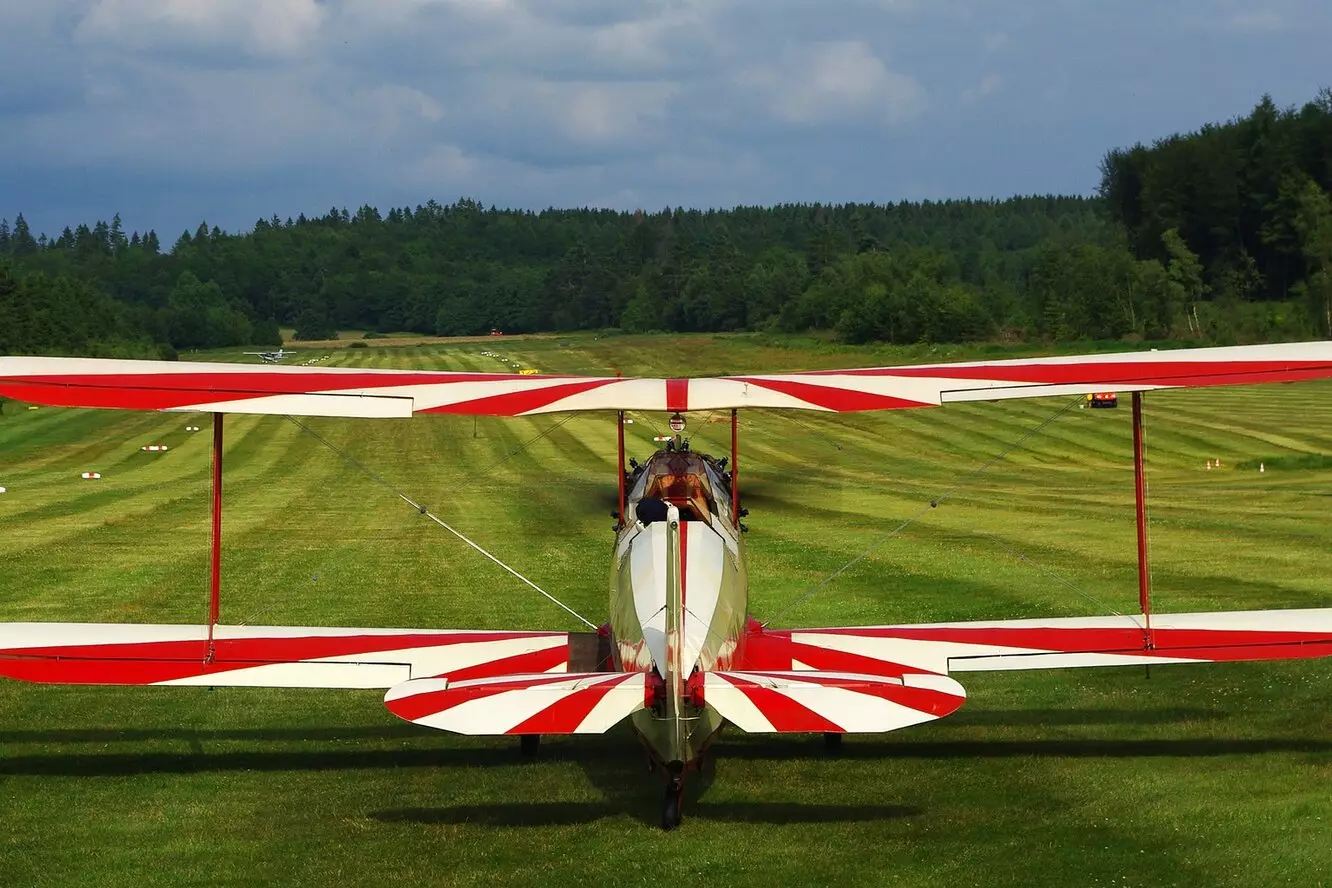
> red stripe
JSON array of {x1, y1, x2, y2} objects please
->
[
  {"x1": 730, "y1": 378, "x2": 931, "y2": 412},
  {"x1": 4, "y1": 370, "x2": 558, "y2": 391},
  {"x1": 0, "y1": 631, "x2": 559, "y2": 685},
  {"x1": 806, "y1": 625, "x2": 1332, "y2": 653},
  {"x1": 741, "y1": 671, "x2": 964, "y2": 718},
  {"x1": 0, "y1": 372, "x2": 598, "y2": 414},
  {"x1": 421, "y1": 379, "x2": 618, "y2": 416},
  {"x1": 429, "y1": 644, "x2": 569, "y2": 681},
  {"x1": 738, "y1": 631, "x2": 918, "y2": 676},
  {"x1": 799, "y1": 360, "x2": 1332, "y2": 386},
  {"x1": 785, "y1": 640, "x2": 919, "y2": 677},
  {"x1": 386, "y1": 674, "x2": 576, "y2": 723},
  {"x1": 666, "y1": 378, "x2": 689, "y2": 412},
  {"x1": 719, "y1": 674, "x2": 843, "y2": 732},
  {"x1": 505, "y1": 674, "x2": 635, "y2": 734}
]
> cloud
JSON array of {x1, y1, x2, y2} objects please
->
[
  {"x1": 1, "y1": 0, "x2": 1328, "y2": 237},
  {"x1": 75, "y1": 0, "x2": 325, "y2": 57},
  {"x1": 962, "y1": 73, "x2": 1002, "y2": 104},
  {"x1": 738, "y1": 41, "x2": 923, "y2": 126}
]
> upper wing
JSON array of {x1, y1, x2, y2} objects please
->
[
  {"x1": 0, "y1": 622, "x2": 583, "y2": 688},
  {"x1": 4, "y1": 341, "x2": 1332, "y2": 417},
  {"x1": 750, "y1": 609, "x2": 1332, "y2": 676}
]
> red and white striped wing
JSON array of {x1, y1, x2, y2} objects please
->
[
  {"x1": 757, "y1": 608, "x2": 1332, "y2": 676},
  {"x1": 0, "y1": 356, "x2": 639, "y2": 418},
  {"x1": 702, "y1": 670, "x2": 965, "y2": 733},
  {"x1": 383, "y1": 671, "x2": 648, "y2": 735},
  {"x1": 0, "y1": 623, "x2": 569, "y2": 688},
  {"x1": 4, "y1": 341, "x2": 1332, "y2": 417},
  {"x1": 704, "y1": 340, "x2": 1332, "y2": 412}
]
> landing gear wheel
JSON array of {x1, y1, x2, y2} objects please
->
[
  {"x1": 520, "y1": 734, "x2": 540, "y2": 759},
  {"x1": 824, "y1": 732, "x2": 843, "y2": 754},
  {"x1": 661, "y1": 778, "x2": 684, "y2": 830}
]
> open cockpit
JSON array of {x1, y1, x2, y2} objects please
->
[{"x1": 625, "y1": 448, "x2": 732, "y2": 527}]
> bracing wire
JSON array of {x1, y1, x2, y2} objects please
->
[
  {"x1": 761, "y1": 395, "x2": 1088, "y2": 628},
  {"x1": 969, "y1": 531, "x2": 1139, "y2": 625},
  {"x1": 275, "y1": 415, "x2": 597, "y2": 630}
]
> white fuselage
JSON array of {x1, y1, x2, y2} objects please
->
[{"x1": 608, "y1": 449, "x2": 748, "y2": 766}]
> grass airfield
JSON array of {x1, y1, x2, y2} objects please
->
[{"x1": 1, "y1": 333, "x2": 1331, "y2": 888}]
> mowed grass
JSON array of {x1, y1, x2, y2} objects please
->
[{"x1": 2, "y1": 333, "x2": 1331, "y2": 888}]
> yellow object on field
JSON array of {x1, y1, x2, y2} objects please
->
[{"x1": 519, "y1": 368, "x2": 539, "y2": 375}]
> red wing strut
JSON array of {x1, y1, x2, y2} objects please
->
[{"x1": 4, "y1": 341, "x2": 1332, "y2": 417}]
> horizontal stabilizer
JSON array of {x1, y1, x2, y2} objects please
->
[
  {"x1": 702, "y1": 670, "x2": 965, "y2": 734},
  {"x1": 384, "y1": 671, "x2": 648, "y2": 735}
]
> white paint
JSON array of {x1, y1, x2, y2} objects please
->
[
  {"x1": 387, "y1": 672, "x2": 646, "y2": 735},
  {"x1": 682, "y1": 521, "x2": 726, "y2": 672},
  {"x1": 629, "y1": 522, "x2": 669, "y2": 677}
]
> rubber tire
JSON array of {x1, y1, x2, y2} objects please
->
[{"x1": 661, "y1": 784, "x2": 683, "y2": 831}]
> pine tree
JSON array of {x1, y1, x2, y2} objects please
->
[{"x1": 11, "y1": 214, "x2": 37, "y2": 254}]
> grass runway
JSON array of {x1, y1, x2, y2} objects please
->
[{"x1": 1, "y1": 334, "x2": 1331, "y2": 887}]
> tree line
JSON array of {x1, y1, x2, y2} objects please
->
[{"x1": 2, "y1": 89, "x2": 1330, "y2": 359}]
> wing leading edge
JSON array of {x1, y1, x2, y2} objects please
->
[{"x1": 4, "y1": 341, "x2": 1332, "y2": 417}]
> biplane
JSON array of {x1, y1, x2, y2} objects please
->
[{"x1": 3, "y1": 342, "x2": 1332, "y2": 830}]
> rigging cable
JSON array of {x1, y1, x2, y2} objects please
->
[
  {"x1": 263, "y1": 415, "x2": 597, "y2": 630},
  {"x1": 762, "y1": 394, "x2": 1088, "y2": 627}
]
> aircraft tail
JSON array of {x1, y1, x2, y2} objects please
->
[
  {"x1": 384, "y1": 671, "x2": 648, "y2": 735},
  {"x1": 700, "y1": 670, "x2": 966, "y2": 733}
]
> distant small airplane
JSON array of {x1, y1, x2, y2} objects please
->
[{"x1": 243, "y1": 348, "x2": 294, "y2": 363}]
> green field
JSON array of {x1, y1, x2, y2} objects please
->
[{"x1": 2, "y1": 334, "x2": 1331, "y2": 888}]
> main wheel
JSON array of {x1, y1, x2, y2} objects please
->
[
  {"x1": 520, "y1": 734, "x2": 540, "y2": 759},
  {"x1": 823, "y1": 732, "x2": 843, "y2": 754}
]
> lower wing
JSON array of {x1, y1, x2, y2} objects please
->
[
  {"x1": 0, "y1": 623, "x2": 601, "y2": 688},
  {"x1": 754, "y1": 608, "x2": 1332, "y2": 676}
]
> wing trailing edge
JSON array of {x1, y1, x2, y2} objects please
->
[
  {"x1": 0, "y1": 623, "x2": 571, "y2": 688},
  {"x1": 761, "y1": 608, "x2": 1332, "y2": 675},
  {"x1": 383, "y1": 671, "x2": 648, "y2": 735},
  {"x1": 701, "y1": 670, "x2": 966, "y2": 733}
]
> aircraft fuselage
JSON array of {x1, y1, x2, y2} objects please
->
[{"x1": 608, "y1": 446, "x2": 748, "y2": 770}]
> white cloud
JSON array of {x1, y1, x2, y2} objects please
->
[
  {"x1": 739, "y1": 41, "x2": 922, "y2": 126},
  {"x1": 75, "y1": 0, "x2": 325, "y2": 57},
  {"x1": 962, "y1": 73, "x2": 1002, "y2": 104}
]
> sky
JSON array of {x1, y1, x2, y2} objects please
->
[{"x1": 2, "y1": 0, "x2": 1330, "y2": 239}]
